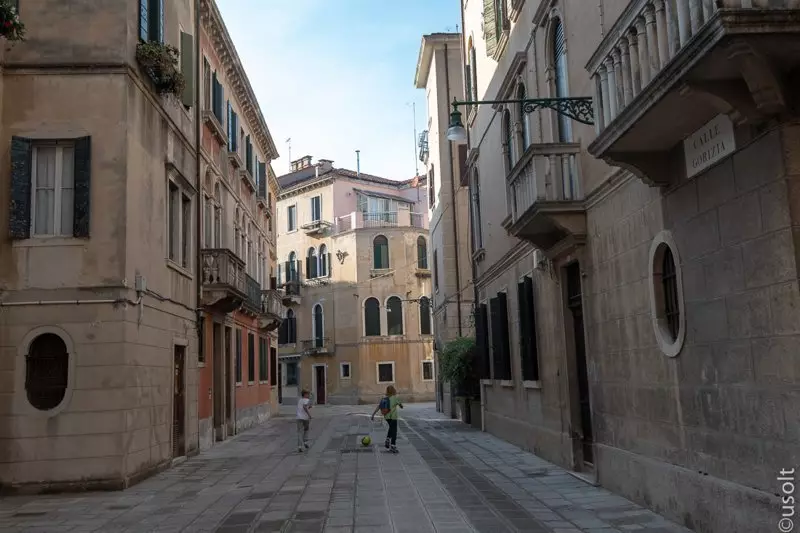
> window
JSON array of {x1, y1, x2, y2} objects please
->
[
  {"x1": 259, "y1": 338, "x2": 268, "y2": 382},
  {"x1": 475, "y1": 303, "x2": 491, "y2": 379},
  {"x1": 364, "y1": 297, "x2": 381, "y2": 336},
  {"x1": 470, "y1": 169, "x2": 484, "y2": 251},
  {"x1": 517, "y1": 83, "x2": 531, "y2": 150},
  {"x1": 181, "y1": 193, "x2": 191, "y2": 268},
  {"x1": 428, "y1": 165, "x2": 436, "y2": 208},
  {"x1": 319, "y1": 244, "x2": 329, "y2": 277},
  {"x1": 494, "y1": 0, "x2": 507, "y2": 39},
  {"x1": 553, "y1": 18, "x2": 572, "y2": 142},
  {"x1": 286, "y1": 362, "x2": 298, "y2": 386},
  {"x1": 279, "y1": 309, "x2": 297, "y2": 344},
  {"x1": 377, "y1": 362, "x2": 395, "y2": 384},
  {"x1": 490, "y1": 293, "x2": 512, "y2": 380},
  {"x1": 168, "y1": 182, "x2": 179, "y2": 261},
  {"x1": 9, "y1": 137, "x2": 92, "y2": 240},
  {"x1": 247, "y1": 333, "x2": 255, "y2": 383},
  {"x1": 211, "y1": 72, "x2": 224, "y2": 124},
  {"x1": 340, "y1": 362, "x2": 351, "y2": 379},
  {"x1": 386, "y1": 296, "x2": 403, "y2": 336},
  {"x1": 269, "y1": 346, "x2": 277, "y2": 386},
  {"x1": 25, "y1": 333, "x2": 69, "y2": 411},
  {"x1": 214, "y1": 184, "x2": 222, "y2": 246},
  {"x1": 167, "y1": 180, "x2": 192, "y2": 268},
  {"x1": 310, "y1": 195, "x2": 321, "y2": 222},
  {"x1": 419, "y1": 296, "x2": 432, "y2": 335},
  {"x1": 433, "y1": 249, "x2": 439, "y2": 292},
  {"x1": 138, "y1": 0, "x2": 164, "y2": 43},
  {"x1": 649, "y1": 232, "x2": 686, "y2": 357},
  {"x1": 484, "y1": 0, "x2": 508, "y2": 57},
  {"x1": 373, "y1": 235, "x2": 389, "y2": 269},
  {"x1": 287, "y1": 204, "x2": 297, "y2": 231},
  {"x1": 662, "y1": 250, "x2": 679, "y2": 340},
  {"x1": 235, "y1": 329, "x2": 242, "y2": 383},
  {"x1": 203, "y1": 57, "x2": 212, "y2": 110},
  {"x1": 204, "y1": 196, "x2": 212, "y2": 246},
  {"x1": 422, "y1": 360, "x2": 434, "y2": 381},
  {"x1": 306, "y1": 247, "x2": 318, "y2": 279},
  {"x1": 517, "y1": 276, "x2": 540, "y2": 381},
  {"x1": 312, "y1": 303, "x2": 324, "y2": 347},
  {"x1": 470, "y1": 40, "x2": 478, "y2": 101},
  {"x1": 227, "y1": 101, "x2": 239, "y2": 152},
  {"x1": 503, "y1": 109, "x2": 515, "y2": 172},
  {"x1": 417, "y1": 236, "x2": 428, "y2": 269}
]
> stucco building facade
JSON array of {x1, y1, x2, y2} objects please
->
[
  {"x1": 438, "y1": 0, "x2": 800, "y2": 531},
  {"x1": 414, "y1": 33, "x2": 475, "y2": 418},
  {"x1": 275, "y1": 157, "x2": 435, "y2": 406}
]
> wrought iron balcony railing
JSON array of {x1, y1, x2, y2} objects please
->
[{"x1": 243, "y1": 274, "x2": 262, "y2": 313}]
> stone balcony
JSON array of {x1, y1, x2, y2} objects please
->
[
  {"x1": 241, "y1": 273, "x2": 263, "y2": 317},
  {"x1": 200, "y1": 248, "x2": 246, "y2": 313},
  {"x1": 301, "y1": 218, "x2": 333, "y2": 236},
  {"x1": 202, "y1": 110, "x2": 227, "y2": 144},
  {"x1": 505, "y1": 143, "x2": 586, "y2": 256},
  {"x1": 587, "y1": 0, "x2": 800, "y2": 185},
  {"x1": 300, "y1": 337, "x2": 332, "y2": 356},
  {"x1": 259, "y1": 289, "x2": 284, "y2": 331},
  {"x1": 333, "y1": 210, "x2": 426, "y2": 233}
]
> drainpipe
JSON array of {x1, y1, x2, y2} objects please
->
[{"x1": 194, "y1": 0, "x2": 203, "y2": 453}]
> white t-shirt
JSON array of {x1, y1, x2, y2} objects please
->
[{"x1": 296, "y1": 397, "x2": 310, "y2": 420}]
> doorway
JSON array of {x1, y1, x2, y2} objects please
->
[
  {"x1": 282, "y1": 361, "x2": 299, "y2": 403},
  {"x1": 224, "y1": 326, "x2": 234, "y2": 436},
  {"x1": 172, "y1": 345, "x2": 186, "y2": 458},
  {"x1": 277, "y1": 361, "x2": 283, "y2": 403},
  {"x1": 566, "y1": 262, "x2": 593, "y2": 467},
  {"x1": 313, "y1": 364, "x2": 327, "y2": 405},
  {"x1": 213, "y1": 322, "x2": 224, "y2": 441}
]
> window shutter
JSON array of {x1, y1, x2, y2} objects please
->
[
  {"x1": 180, "y1": 31, "x2": 194, "y2": 108},
  {"x1": 226, "y1": 101, "x2": 232, "y2": 148},
  {"x1": 327, "y1": 253, "x2": 332, "y2": 278},
  {"x1": 258, "y1": 161, "x2": 267, "y2": 198},
  {"x1": 278, "y1": 319, "x2": 287, "y2": 344},
  {"x1": 497, "y1": 292, "x2": 511, "y2": 380},
  {"x1": 483, "y1": 0, "x2": 498, "y2": 57},
  {"x1": 139, "y1": 0, "x2": 149, "y2": 41},
  {"x1": 517, "y1": 279, "x2": 530, "y2": 379},
  {"x1": 245, "y1": 136, "x2": 252, "y2": 173},
  {"x1": 158, "y1": 0, "x2": 165, "y2": 43},
  {"x1": 489, "y1": 297, "x2": 501, "y2": 379},
  {"x1": 458, "y1": 144, "x2": 469, "y2": 186},
  {"x1": 296, "y1": 259, "x2": 303, "y2": 281},
  {"x1": 524, "y1": 275, "x2": 540, "y2": 380},
  {"x1": 464, "y1": 64, "x2": 472, "y2": 104},
  {"x1": 305, "y1": 256, "x2": 311, "y2": 279},
  {"x1": 9, "y1": 136, "x2": 32, "y2": 240},
  {"x1": 219, "y1": 82, "x2": 225, "y2": 125},
  {"x1": 73, "y1": 136, "x2": 92, "y2": 238},
  {"x1": 277, "y1": 262, "x2": 283, "y2": 285}
]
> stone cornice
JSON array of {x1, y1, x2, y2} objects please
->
[{"x1": 200, "y1": 0, "x2": 278, "y2": 162}]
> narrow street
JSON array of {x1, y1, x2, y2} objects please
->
[{"x1": 0, "y1": 404, "x2": 692, "y2": 533}]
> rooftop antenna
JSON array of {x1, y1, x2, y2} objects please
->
[
  {"x1": 356, "y1": 150, "x2": 361, "y2": 177},
  {"x1": 407, "y1": 102, "x2": 419, "y2": 176},
  {"x1": 286, "y1": 137, "x2": 292, "y2": 168}
]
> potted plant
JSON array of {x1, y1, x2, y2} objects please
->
[
  {"x1": 135, "y1": 41, "x2": 185, "y2": 97},
  {"x1": 0, "y1": 1, "x2": 25, "y2": 42},
  {"x1": 439, "y1": 337, "x2": 480, "y2": 423}
]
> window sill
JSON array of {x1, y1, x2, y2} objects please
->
[
  {"x1": 167, "y1": 259, "x2": 193, "y2": 280},
  {"x1": 422, "y1": 379, "x2": 434, "y2": 382},
  {"x1": 523, "y1": 380, "x2": 542, "y2": 390},
  {"x1": 472, "y1": 248, "x2": 486, "y2": 263},
  {"x1": 498, "y1": 379, "x2": 514, "y2": 388},
  {"x1": 480, "y1": 379, "x2": 492, "y2": 386},
  {"x1": 377, "y1": 381, "x2": 395, "y2": 385},
  {"x1": 235, "y1": 382, "x2": 243, "y2": 387},
  {"x1": 341, "y1": 377, "x2": 351, "y2": 380},
  {"x1": 259, "y1": 380, "x2": 268, "y2": 385},
  {"x1": 13, "y1": 236, "x2": 85, "y2": 248},
  {"x1": 198, "y1": 362, "x2": 206, "y2": 368}
]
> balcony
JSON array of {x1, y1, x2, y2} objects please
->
[
  {"x1": 334, "y1": 211, "x2": 426, "y2": 233},
  {"x1": 587, "y1": 0, "x2": 800, "y2": 186},
  {"x1": 301, "y1": 337, "x2": 332, "y2": 356},
  {"x1": 415, "y1": 268, "x2": 432, "y2": 278},
  {"x1": 240, "y1": 168, "x2": 256, "y2": 191},
  {"x1": 300, "y1": 217, "x2": 333, "y2": 236},
  {"x1": 228, "y1": 148, "x2": 243, "y2": 169},
  {"x1": 200, "y1": 249, "x2": 246, "y2": 313},
  {"x1": 202, "y1": 110, "x2": 227, "y2": 144},
  {"x1": 259, "y1": 289, "x2": 284, "y2": 331},
  {"x1": 506, "y1": 143, "x2": 587, "y2": 256},
  {"x1": 241, "y1": 274, "x2": 263, "y2": 316}
]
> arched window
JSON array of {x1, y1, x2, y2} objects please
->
[
  {"x1": 417, "y1": 236, "x2": 428, "y2": 269},
  {"x1": 419, "y1": 296, "x2": 432, "y2": 335},
  {"x1": 553, "y1": 18, "x2": 572, "y2": 142},
  {"x1": 306, "y1": 247, "x2": 317, "y2": 279},
  {"x1": 312, "y1": 304, "x2": 324, "y2": 347},
  {"x1": 25, "y1": 333, "x2": 69, "y2": 411},
  {"x1": 387, "y1": 296, "x2": 403, "y2": 336},
  {"x1": 364, "y1": 297, "x2": 381, "y2": 336},
  {"x1": 373, "y1": 235, "x2": 389, "y2": 269},
  {"x1": 282, "y1": 308, "x2": 296, "y2": 344},
  {"x1": 287, "y1": 251, "x2": 297, "y2": 282},
  {"x1": 517, "y1": 83, "x2": 531, "y2": 150},
  {"x1": 319, "y1": 244, "x2": 328, "y2": 277},
  {"x1": 503, "y1": 109, "x2": 515, "y2": 172}
]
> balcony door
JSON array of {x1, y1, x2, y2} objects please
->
[{"x1": 310, "y1": 196, "x2": 321, "y2": 222}]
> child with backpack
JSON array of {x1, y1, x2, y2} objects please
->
[{"x1": 371, "y1": 385, "x2": 403, "y2": 453}]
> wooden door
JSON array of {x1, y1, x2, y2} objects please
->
[
  {"x1": 173, "y1": 345, "x2": 186, "y2": 458},
  {"x1": 314, "y1": 365, "x2": 326, "y2": 405}
]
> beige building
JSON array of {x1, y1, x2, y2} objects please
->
[
  {"x1": 275, "y1": 157, "x2": 435, "y2": 405},
  {"x1": 434, "y1": 1, "x2": 800, "y2": 531},
  {"x1": 414, "y1": 33, "x2": 475, "y2": 418},
  {"x1": 0, "y1": 0, "x2": 281, "y2": 492}
]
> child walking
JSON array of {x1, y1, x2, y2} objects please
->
[
  {"x1": 296, "y1": 389, "x2": 312, "y2": 452},
  {"x1": 371, "y1": 385, "x2": 403, "y2": 453}
]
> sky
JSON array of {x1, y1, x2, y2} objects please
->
[{"x1": 216, "y1": 0, "x2": 460, "y2": 181}]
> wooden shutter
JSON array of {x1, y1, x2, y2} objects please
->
[
  {"x1": 475, "y1": 304, "x2": 490, "y2": 379},
  {"x1": 9, "y1": 136, "x2": 32, "y2": 240},
  {"x1": 258, "y1": 161, "x2": 267, "y2": 198},
  {"x1": 483, "y1": 0, "x2": 498, "y2": 57},
  {"x1": 138, "y1": 0, "x2": 149, "y2": 41},
  {"x1": 458, "y1": 144, "x2": 469, "y2": 187},
  {"x1": 180, "y1": 31, "x2": 194, "y2": 108},
  {"x1": 73, "y1": 136, "x2": 91, "y2": 238},
  {"x1": 226, "y1": 101, "x2": 232, "y2": 147},
  {"x1": 305, "y1": 256, "x2": 311, "y2": 279},
  {"x1": 524, "y1": 275, "x2": 540, "y2": 380},
  {"x1": 517, "y1": 279, "x2": 530, "y2": 379},
  {"x1": 269, "y1": 346, "x2": 277, "y2": 386},
  {"x1": 497, "y1": 292, "x2": 511, "y2": 380},
  {"x1": 464, "y1": 64, "x2": 472, "y2": 105},
  {"x1": 489, "y1": 297, "x2": 501, "y2": 378},
  {"x1": 327, "y1": 253, "x2": 332, "y2": 278}
]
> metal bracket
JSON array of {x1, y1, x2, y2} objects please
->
[{"x1": 452, "y1": 97, "x2": 595, "y2": 125}]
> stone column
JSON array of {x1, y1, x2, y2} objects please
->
[
  {"x1": 612, "y1": 48, "x2": 624, "y2": 113},
  {"x1": 593, "y1": 73, "x2": 604, "y2": 133},
  {"x1": 644, "y1": 4, "x2": 660, "y2": 77},
  {"x1": 654, "y1": 0, "x2": 670, "y2": 69},
  {"x1": 605, "y1": 57, "x2": 618, "y2": 119},
  {"x1": 702, "y1": 0, "x2": 715, "y2": 20},
  {"x1": 599, "y1": 66, "x2": 612, "y2": 126},
  {"x1": 620, "y1": 38, "x2": 633, "y2": 105},
  {"x1": 628, "y1": 28, "x2": 642, "y2": 94},
  {"x1": 634, "y1": 18, "x2": 650, "y2": 87},
  {"x1": 689, "y1": 0, "x2": 704, "y2": 31}
]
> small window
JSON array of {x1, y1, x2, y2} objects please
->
[
  {"x1": 287, "y1": 205, "x2": 297, "y2": 231},
  {"x1": 341, "y1": 362, "x2": 351, "y2": 379},
  {"x1": 364, "y1": 297, "x2": 381, "y2": 336},
  {"x1": 247, "y1": 333, "x2": 255, "y2": 383},
  {"x1": 417, "y1": 236, "x2": 428, "y2": 269},
  {"x1": 377, "y1": 362, "x2": 395, "y2": 384},
  {"x1": 181, "y1": 193, "x2": 191, "y2": 268},
  {"x1": 661, "y1": 249, "x2": 679, "y2": 341},
  {"x1": 422, "y1": 360, "x2": 434, "y2": 381},
  {"x1": 433, "y1": 249, "x2": 439, "y2": 292},
  {"x1": 168, "y1": 182, "x2": 179, "y2": 261},
  {"x1": 167, "y1": 180, "x2": 193, "y2": 268},
  {"x1": 373, "y1": 235, "x2": 389, "y2": 269},
  {"x1": 139, "y1": 0, "x2": 165, "y2": 43},
  {"x1": 428, "y1": 165, "x2": 436, "y2": 208},
  {"x1": 387, "y1": 296, "x2": 403, "y2": 336},
  {"x1": 25, "y1": 333, "x2": 69, "y2": 411},
  {"x1": 259, "y1": 337, "x2": 268, "y2": 382},
  {"x1": 32, "y1": 143, "x2": 75, "y2": 237},
  {"x1": 285, "y1": 361, "x2": 298, "y2": 386},
  {"x1": 310, "y1": 195, "x2": 321, "y2": 222},
  {"x1": 649, "y1": 232, "x2": 686, "y2": 357},
  {"x1": 419, "y1": 296, "x2": 432, "y2": 335},
  {"x1": 313, "y1": 303, "x2": 324, "y2": 347}
]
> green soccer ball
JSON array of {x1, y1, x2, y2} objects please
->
[{"x1": 361, "y1": 435, "x2": 371, "y2": 446}]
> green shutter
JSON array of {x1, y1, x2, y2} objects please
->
[
  {"x1": 139, "y1": 0, "x2": 149, "y2": 41},
  {"x1": 180, "y1": 31, "x2": 194, "y2": 108},
  {"x1": 73, "y1": 136, "x2": 92, "y2": 238},
  {"x1": 258, "y1": 161, "x2": 267, "y2": 198},
  {"x1": 9, "y1": 136, "x2": 32, "y2": 240},
  {"x1": 483, "y1": 0, "x2": 497, "y2": 57}
]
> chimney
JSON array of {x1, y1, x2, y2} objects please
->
[
  {"x1": 355, "y1": 150, "x2": 361, "y2": 177},
  {"x1": 290, "y1": 155, "x2": 314, "y2": 171}
]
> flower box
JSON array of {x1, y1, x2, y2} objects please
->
[{"x1": 135, "y1": 41, "x2": 186, "y2": 98}]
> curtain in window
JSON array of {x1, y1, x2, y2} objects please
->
[
  {"x1": 364, "y1": 298, "x2": 381, "y2": 336},
  {"x1": 34, "y1": 147, "x2": 56, "y2": 235},
  {"x1": 387, "y1": 296, "x2": 403, "y2": 335}
]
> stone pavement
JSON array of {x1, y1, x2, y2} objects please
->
[{"x1": 0, "y1": 403, "x2": 694, "y2": 533}]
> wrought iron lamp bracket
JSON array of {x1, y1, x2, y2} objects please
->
[{"x1": 451, "y1": 97, "x2": 595, "y2": 126}]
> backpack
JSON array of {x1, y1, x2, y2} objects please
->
[{"x1": 379, "y1": 396, "x2": 390, "y2": 416}]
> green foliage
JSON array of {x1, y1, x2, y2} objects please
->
[
  {"x1": 0, "y1": 1, "x2": 25, "y2": 42},
  {"x1": 136, "y1": 41, "x2": 186, "y2": 97},
  {"x1": 438, "y1": 337, "x2": 476, "y2": 387}
]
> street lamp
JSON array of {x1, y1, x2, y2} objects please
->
[{"x1": 446, "y1": 96, "x2": 595, "y2": 143}]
